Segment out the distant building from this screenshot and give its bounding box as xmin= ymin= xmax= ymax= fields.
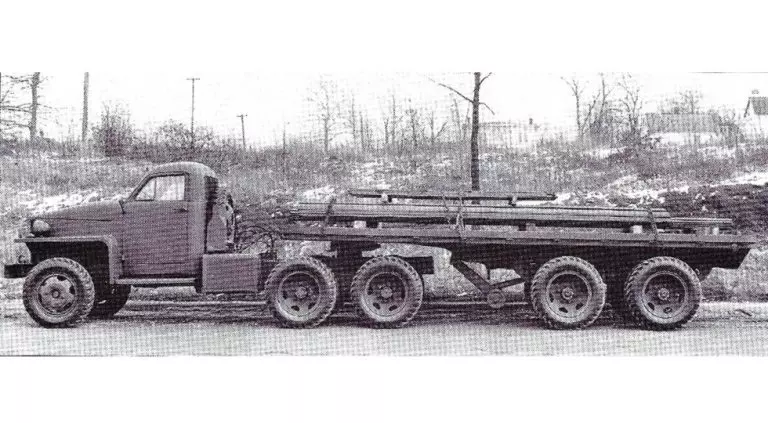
xmin=473 ymin=119 xmax=573 ymax=149
xmin=643 ymin=112 xmax=720 ymax=145
xmin=743 ymin=95 xmax=768 ymax=139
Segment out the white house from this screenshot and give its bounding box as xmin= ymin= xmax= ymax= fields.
xmin=643 ymin=112 xmax=720 ymax=146
xmin=744 ymin=94 xmax=768 ymax=139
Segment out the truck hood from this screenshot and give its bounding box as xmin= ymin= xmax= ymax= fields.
xmin=35 ymin=200 xmax=123 ymax=222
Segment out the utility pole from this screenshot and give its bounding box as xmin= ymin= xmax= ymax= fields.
xmin=29 ymin=72 xmax=40 ymax=143
xmin=237 ymin=113 xmax=247 ymax=149
xmin=0 ymin=72 xmax=3 ymax=142
xmin=82 ymin=72 xmax=89 ymax=149
xmin=282 ymin=123 xmax=288 ymax=175
xmin=187 ymin=77 xmax=199 ymax=141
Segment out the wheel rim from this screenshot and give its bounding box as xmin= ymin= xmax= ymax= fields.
xmin=641 ymin=271 xmax=688 ymax=320
xmin=362 ymin=272 xmax=408 ymax=317
xmin=544 ymin=271 xmax=592 ymax=320
xmin=35 ymin=273 xmax=77 ymax=316
xmin=276 ymin=271 xmax=322 ymax=317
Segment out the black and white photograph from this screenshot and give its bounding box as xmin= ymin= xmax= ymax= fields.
xmin=2 ymin=2 xmax=767 ymax=422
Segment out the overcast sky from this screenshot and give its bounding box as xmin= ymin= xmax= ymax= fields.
xmin=20 ymin=72 xmax=768 ymax=147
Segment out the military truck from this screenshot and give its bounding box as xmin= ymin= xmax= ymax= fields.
xmin=3 ymin=161 xmax=758 ymax=330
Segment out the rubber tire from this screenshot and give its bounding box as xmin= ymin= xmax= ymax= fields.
xmin=530 ymin=256 xmax=606 ymax=329
xmin=90 ymin=285 xmax=131 ymax=319
xmin=265 ymin=256 xmax=338 ymax=328
xmin=351 ymin=256 xmax=424 ymax=328
xmin=624 ymin=256 xmax=701 ymax=331
xmin=23 ymin=257 xmax=96 ymax=328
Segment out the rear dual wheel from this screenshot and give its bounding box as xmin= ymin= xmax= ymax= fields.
xmin=624 ymin=257 xmax=701 ymax=330
xmin=530 ymin=256 xmax=606 ymax=329
xmin=351 ymin=256 xmax=424 ymax=328
xmin=265 ymin=256 xmax=338 ymax=328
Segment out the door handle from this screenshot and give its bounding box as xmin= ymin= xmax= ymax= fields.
xmin=176 ymin=207 xmax=189 ymax=212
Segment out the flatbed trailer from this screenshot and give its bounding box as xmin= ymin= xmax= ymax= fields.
xmin=3 ymin=161 xmax=759 ymax=331
xmin=252 ymin=189 xmax=757 ymax=330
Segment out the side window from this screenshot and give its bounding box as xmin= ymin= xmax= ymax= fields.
xmin=135 ymin=175 xmax=186 ymax=201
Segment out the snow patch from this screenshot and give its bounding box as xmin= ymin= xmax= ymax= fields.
xmin=720 ymin=171 xmax=768 ymax=187
xmin=301 ymin=185 xmax=337 ymax=202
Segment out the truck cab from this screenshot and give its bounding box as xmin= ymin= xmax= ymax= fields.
xmin=3 ymin=162 xmax=254 ymax=327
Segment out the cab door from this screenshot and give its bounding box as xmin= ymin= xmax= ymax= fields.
xmin=122 ymin=173 xmax=193 ymax=276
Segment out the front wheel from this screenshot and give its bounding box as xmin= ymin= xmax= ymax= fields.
xmin=624 ymin=257 xmax=701 ymax=330
xmin=23 ymin=258 xmax=96 ymax=328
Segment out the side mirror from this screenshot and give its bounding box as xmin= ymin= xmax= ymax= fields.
xmin=118 ymin=198 xmax=126 ymax=214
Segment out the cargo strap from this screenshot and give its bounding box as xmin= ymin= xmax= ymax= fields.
xmin=321 ymin=197 xmax=337 ymax=233
xmin=647 ymin=206 xmax=659 ymax=243
xmin=441 ymin=194 xmax=466 ymax=241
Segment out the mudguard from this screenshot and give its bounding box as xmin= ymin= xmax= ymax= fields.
xmin=14 ymin=235 xmax=122 ymax=283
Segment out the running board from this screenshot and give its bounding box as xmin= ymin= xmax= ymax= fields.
xmin=115 ymin=278 xmax=196 ymax=286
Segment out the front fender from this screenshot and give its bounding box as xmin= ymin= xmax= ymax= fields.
xmin=15 ymin=235 xmax=122 ymax=283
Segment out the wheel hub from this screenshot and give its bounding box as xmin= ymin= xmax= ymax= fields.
xmin=295 ymin=286 xmax=308 ymax=299
xmin=657 ymin=287 xmax=670 ymax=301
xmin=37 ymin=275 xmax=76 ymax=313
xmin=364 ymin=273 xmax=408 ymax=317
xmin=560 ymin=287 xmax=575 ymax=302
xmin=379 ymin=286 xmax=394 ymax=299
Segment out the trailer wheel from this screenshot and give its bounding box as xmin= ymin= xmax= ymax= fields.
xmin=624 ymin=257 xmax=701 ymax=330
xmin=351 ymin=256 xmax=423 ymax=328
xmin=89 ymin=285 xmax=131 ymax=319
xmin=265 ymin=256 xmax=338 ymax=328
xmin=530 ymin=256 xmax=606 ymax=329
xmin=23 ymin=257 xmax=96 ymax=328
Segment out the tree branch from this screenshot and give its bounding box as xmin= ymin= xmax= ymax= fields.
xmin=480 ymin=102 xmax=495 ymax=115
xmin=479 ymin=72 xmax=493 ymax=86
xmin=427 ymin=76 xmax=473 ymax=103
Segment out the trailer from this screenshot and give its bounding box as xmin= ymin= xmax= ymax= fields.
xmin=3 ymin=161 xmax=759 ymax=330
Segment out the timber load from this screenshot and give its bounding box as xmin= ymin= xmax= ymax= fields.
xmin=288 ymin=190 xmax=733 ymax=231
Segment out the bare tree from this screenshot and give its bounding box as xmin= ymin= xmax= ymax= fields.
xmin=563 ymin=75 xmax=603 ymax=145
xmin=661 ymin=89 xmax=703 ymax=114
xmin=347 ymin=94 xmax=357 ymax=148
xmin=0 ymin=73 xmax=44 ymax=141
xmin=431 ymin=72 xmax=494 ymax=191
xmin=308 ymin=78 xmax=339 ymax=154
xmin=617 ymin=74 xmax=645 ymax=148
xmin=426 ymin=108 xmax=448 ymax=147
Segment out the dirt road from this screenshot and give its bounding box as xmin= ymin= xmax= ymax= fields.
xmin=2 ymin=300 xmax=768 ymax=355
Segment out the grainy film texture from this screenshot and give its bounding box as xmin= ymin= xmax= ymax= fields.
xmin=1 ymin=72 xmax=767 ymax=355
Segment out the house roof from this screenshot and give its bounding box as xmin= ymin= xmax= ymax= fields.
xmin=745 ymin=96 xmax=768 ymax=116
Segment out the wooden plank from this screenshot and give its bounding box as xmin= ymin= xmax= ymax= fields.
xmin=274 ymin=225 xmax=756 ymax=250
xmin=348 ymin=189 xmax=557 ymax=202
xmin=289 ymin=202 xmax=677 ymax=228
